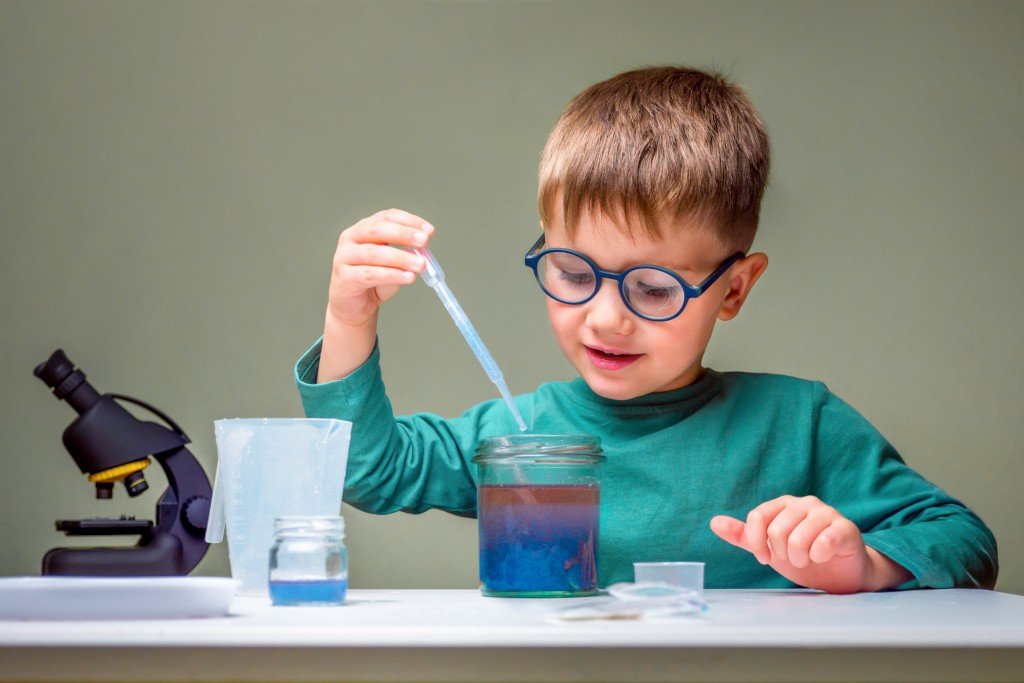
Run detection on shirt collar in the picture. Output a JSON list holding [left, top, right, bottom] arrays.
[[566, 369, 723, 417]]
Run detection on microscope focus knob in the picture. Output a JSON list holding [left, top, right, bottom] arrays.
[[181, 496, 211, 536]]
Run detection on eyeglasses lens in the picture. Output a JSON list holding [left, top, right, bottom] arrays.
[[623, 268, 685, 319], [537, 251, 598, 303]]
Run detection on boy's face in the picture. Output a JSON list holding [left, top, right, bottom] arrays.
[[542, 209, 765, 400]]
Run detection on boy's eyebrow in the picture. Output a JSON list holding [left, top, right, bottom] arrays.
[[543, 238, 710, 274], [584, 251, 699, 274], [658, 260, 699, 273]]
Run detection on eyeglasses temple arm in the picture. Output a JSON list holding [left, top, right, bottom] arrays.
[[524, 234, 546, 264], [692, 252, 745, 294]]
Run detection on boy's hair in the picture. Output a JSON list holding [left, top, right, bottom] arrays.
[[538, 65, 770, 252]]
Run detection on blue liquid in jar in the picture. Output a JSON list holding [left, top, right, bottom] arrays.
[[269, 578, 348, 606], [478, 483, 599, 597]]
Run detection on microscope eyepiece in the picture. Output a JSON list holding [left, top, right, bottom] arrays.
[[34, 349, 101, 414], [34, 349, 74, 387]]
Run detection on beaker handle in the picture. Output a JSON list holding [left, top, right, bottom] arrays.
[[204, 458, 225, 543]]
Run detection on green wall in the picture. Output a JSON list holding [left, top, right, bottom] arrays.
[[2, 1, 1022, 596]]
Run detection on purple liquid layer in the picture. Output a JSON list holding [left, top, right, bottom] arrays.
[[478, 484, 599, 594]]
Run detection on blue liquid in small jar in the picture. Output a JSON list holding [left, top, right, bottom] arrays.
[[268, 515, 347, 606], [269, 578, 348, 606]]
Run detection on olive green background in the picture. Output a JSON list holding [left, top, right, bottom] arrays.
[[2, 0, 1021, 598]]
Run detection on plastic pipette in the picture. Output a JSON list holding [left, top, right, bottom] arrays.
[[411, 246, 528, 432]]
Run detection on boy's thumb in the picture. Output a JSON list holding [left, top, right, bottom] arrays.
[[709, 515, 746, 548]]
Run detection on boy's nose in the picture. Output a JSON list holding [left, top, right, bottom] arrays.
[[584, 281, 634, 336]]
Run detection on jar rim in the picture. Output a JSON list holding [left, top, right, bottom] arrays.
[[273, 515, 345, 538], [472, 434, 604, 464]]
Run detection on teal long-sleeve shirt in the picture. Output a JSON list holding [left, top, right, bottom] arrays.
[[294, 339, 997, 590]]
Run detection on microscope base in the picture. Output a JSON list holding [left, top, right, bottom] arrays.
[[42, 532, 185, 577]]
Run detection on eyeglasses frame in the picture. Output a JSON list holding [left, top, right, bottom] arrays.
[[523, 234, 745, 322]]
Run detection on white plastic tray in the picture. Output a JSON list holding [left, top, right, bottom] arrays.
[[0, 576, 239, 620]]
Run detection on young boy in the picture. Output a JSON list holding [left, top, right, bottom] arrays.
[[295, 66, 997, 593]]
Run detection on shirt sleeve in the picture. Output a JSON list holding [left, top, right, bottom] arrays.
[[293, 337, 525, 518], [810, 383, 998, 589]]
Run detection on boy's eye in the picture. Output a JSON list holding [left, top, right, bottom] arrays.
[[636, 283, 674, 299], [625, 270, 683, 313], [539, 252, 598, 299], [631, 282, 679, 303], [558, 270, 595, 287]]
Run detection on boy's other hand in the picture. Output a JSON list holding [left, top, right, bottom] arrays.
[[710, 495, 912, 594], [328, 208, 435, 328]]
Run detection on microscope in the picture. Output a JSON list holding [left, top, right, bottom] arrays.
[[35, 349, 212, 576]]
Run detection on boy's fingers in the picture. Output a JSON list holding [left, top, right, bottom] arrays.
[[807, 524, 840, 564], [709, 515, 746, 549], [351, 220, 433, 247], [765, 507, 808, 565], [351, 243, 425, 272], [786, 512, 835, 568], [744, 498, 788, 565], [343, 264, 417, 289], [807, 518, 861, 564], [370, 208, 434, 232]]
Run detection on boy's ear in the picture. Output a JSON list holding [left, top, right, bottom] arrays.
[[718, 252, 768, 321]]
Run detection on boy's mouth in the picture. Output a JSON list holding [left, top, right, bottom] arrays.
[[584, 345, 643, 371]]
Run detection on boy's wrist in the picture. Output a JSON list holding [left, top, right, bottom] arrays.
[[863, 546, 913, 591], [324, 307, 376, 334], [318, 309, 378, 383]]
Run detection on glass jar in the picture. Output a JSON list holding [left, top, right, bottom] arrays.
[[472, 434, 605, 598], [268, 515, 347, 606]]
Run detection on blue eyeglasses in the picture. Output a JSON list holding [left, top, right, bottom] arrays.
[[524, 234, 744, 322]]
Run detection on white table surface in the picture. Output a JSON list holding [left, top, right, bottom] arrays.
[[3, 588, 1024, 682]]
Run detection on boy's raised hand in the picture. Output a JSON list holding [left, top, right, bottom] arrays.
[[317, 209, 434, 383], [328, 208, 434, 328], [710, 495, 910, 594]]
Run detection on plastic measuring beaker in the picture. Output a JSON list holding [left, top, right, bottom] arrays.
[[206, 418, 351, 594]]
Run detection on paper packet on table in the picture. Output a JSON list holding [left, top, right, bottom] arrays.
[[547, 582, 708, 622]]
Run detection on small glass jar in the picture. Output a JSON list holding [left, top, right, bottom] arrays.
[[268, 515, 347, 606], [472, 434, 605, 598]]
